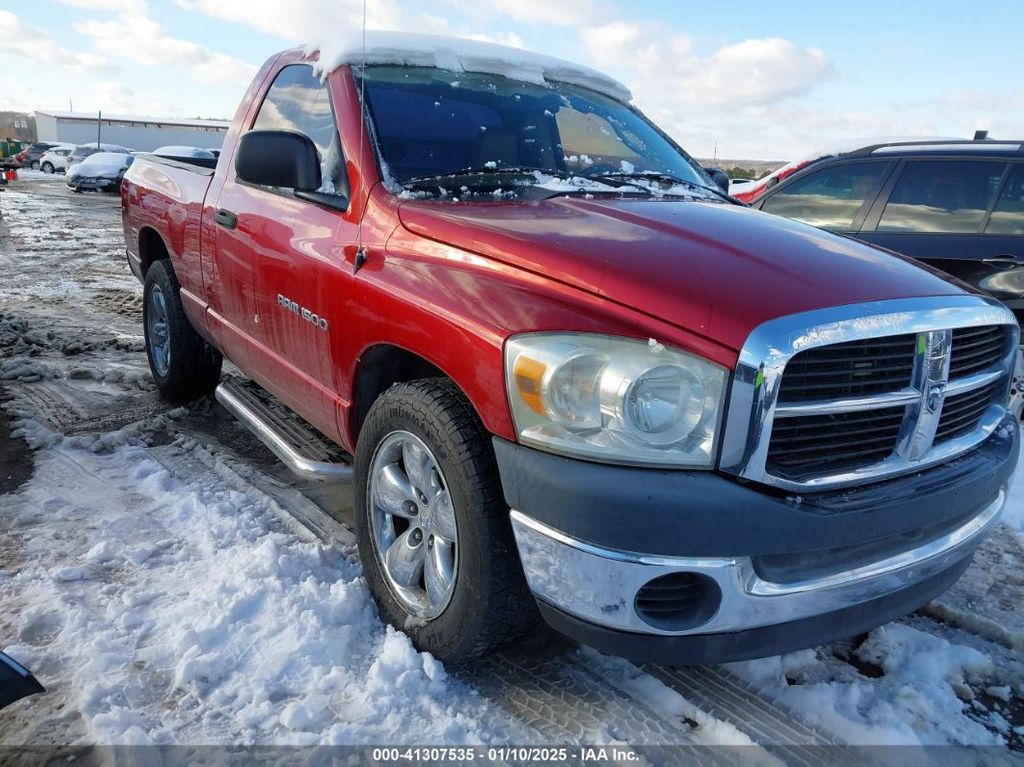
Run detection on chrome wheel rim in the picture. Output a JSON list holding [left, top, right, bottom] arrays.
[[146, 284, 171, 377], [368, 431, 458, 619]]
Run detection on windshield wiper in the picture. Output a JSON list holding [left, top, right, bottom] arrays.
[[585, 171, 732, 201], [404, 166, 549, 188], [401, 167, 680, 201]]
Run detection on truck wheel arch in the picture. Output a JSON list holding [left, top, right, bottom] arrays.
[[351, 344, 458, 443], [138, 227, 170, 277]]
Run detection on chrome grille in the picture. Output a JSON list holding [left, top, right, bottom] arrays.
[[767, 326, 1010, 482], [719, 297, 1018, 492], [776, 334, 917, 402], [949, 326, 1008, 378], [767, 406, 905, 479], [934, 380, 1004, 444]]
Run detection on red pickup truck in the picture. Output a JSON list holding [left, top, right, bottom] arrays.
[[121, 33, 1019, 665]]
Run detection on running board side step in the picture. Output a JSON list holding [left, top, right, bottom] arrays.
[[214, 379, 353, 484]]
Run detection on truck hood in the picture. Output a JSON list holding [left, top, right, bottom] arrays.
[[397, 197, 966, 351]]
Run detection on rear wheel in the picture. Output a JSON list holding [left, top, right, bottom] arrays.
[[143, 259, 222, 402], [30, 160, 39, 170], [354, 379, 538, 663], [41, 162, 53, 174]]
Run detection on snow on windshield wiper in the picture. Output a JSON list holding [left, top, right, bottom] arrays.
[[404, 166, 549, 187], [586, 171, 730, 200], [400, 167, 670, 201]]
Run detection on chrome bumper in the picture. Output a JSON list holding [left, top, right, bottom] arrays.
[[510, 487, 1006, 637]]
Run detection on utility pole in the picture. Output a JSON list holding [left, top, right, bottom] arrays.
[[97, 110, 102, 147]]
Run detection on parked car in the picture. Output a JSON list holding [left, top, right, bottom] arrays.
[[732, 158, 816, 203], [67, 152, 135, 192], [733, 136, 967, 204], [38, 144, 76, 174], [753, 140, 1024, 326], [121, 34, 1018, 666], [728, 177, 754, 194], [14, 141, 60, 170], [66, 142, 132, 173]]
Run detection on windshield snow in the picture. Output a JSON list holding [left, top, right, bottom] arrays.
[[359, 66, 711, 199]]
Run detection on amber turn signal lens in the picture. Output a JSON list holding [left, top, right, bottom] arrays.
[[512, 355, 547, 415]]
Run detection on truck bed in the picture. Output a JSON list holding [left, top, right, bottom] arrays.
[[133, 153, 218, 174]]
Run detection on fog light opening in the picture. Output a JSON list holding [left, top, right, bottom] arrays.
[[634, 571, 722, 631]]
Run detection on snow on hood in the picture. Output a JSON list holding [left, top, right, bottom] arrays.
[[309, 31, 632, 103]]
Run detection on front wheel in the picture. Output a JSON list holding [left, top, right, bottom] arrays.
[[30, 160, 39, 170], [354, 379, 538, 663], [41, 162, 53, 174], [143, 259, 222, 403]]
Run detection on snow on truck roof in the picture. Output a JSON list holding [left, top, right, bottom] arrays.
[[310, 31, 633, 103]]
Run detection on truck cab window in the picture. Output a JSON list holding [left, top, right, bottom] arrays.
[[251, 64, 348, 198]]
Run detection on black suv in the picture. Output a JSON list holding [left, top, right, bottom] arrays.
[[753, 140, 1024, 325]]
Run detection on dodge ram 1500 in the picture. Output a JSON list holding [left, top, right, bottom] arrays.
[[121, 33, 1019, 664]]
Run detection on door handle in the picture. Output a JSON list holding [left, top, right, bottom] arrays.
[[982, 255, 1024, 270], [214, 208, 238, 230]]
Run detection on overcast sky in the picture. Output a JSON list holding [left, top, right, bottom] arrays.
[[2, 0, 1021, 160]]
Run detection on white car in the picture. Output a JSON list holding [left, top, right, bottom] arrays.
[[66, 142, 133, 173], [38, 144, 76, 174]]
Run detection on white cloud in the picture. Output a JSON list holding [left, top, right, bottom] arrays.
[[0, 10, 112, 73], [462, 31, 525, 48], [580, 23, 834, 109], [73, 10, 256, 87], [686, 38, 833, 107], [471, 0, 599, 26], [575, 21, 843, 157], [89, 81, 176, 116], [174, 0, 404, 39], [57, 0, 145, 9]]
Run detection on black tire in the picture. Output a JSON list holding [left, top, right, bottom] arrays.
[[354, 379, 538, 663], [41, 162, 53, 174], [142, 259, 222, 403], [30, 160, 39, 170]]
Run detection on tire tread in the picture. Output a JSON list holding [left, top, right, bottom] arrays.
[[355, 378, 538, 662], [143, 259, 222, 403]]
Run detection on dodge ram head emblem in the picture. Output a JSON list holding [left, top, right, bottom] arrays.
[[925, 384, 945, 414], [277, 294, 329, 332]]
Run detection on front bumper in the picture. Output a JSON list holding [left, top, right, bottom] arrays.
[[494, 416, 1018, 663], [68, 177, 118, 191]]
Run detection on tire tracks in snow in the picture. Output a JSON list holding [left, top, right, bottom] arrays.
[[166, 427, 832, 752]]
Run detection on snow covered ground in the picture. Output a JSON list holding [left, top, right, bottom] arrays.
[[0, 177, 1022, 755]]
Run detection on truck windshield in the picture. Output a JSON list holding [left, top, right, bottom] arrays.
[[359, 65, 714, 199]]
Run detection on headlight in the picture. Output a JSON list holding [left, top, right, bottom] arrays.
[[505, 333, 728, 467]]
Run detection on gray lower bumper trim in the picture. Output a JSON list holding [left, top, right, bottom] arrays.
[[510, 487, 1005, 636]]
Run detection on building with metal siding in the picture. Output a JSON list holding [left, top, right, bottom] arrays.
[[34, 111, 229, 152]]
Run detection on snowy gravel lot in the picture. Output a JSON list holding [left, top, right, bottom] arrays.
[[0, 175, 1022, 756]]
